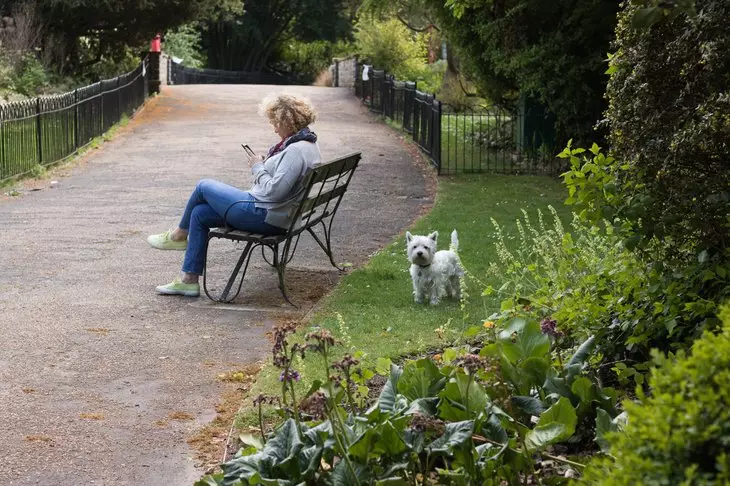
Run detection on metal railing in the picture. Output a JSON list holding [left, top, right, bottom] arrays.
[[0, 58, 149, 182], [169, 61, 294, 85], [355, 63, 561, 175]]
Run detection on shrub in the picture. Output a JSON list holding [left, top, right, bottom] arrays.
[[437, 74, 476, 112], [488, 207, 653, 356], [276, 39, 352, 85], [557, 143, 725, 360], [354, 17, 428, 81], [164, 23, 206, 68], [605, 0, 730, 263], [580, 307, 730, 485], [12, 52, 48, 96]]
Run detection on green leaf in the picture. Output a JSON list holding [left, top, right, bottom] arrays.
[[264, 419, 305, 478], [565, 335, 595, 381], [378, 364, 403, 412], [498, 318, 550, 363], [349, 420, 408, 461], [524, 397, 577, 450], [377, 421, 409, 456], [594, 408, 614, 452], [519, 357, 550, 391], [376, 478, 408, 486], [482, 412, 509, 443], [511, 395, 546, 416], [428, 420, 474, 455], [438, 374, 489, 421], [398, 358, 446, 401], [443, 347, 459, 363], [303, 420, 336, 450], [375, 357, 392, 375], [239, 433, 264, 450], [331, 461, 371, 486], [464, 325, 482, 338], [570, 376, 595, 403], [434, 468, 469, 485], [194, 473, 227, 486], [405, 397, 439, 416], [221, 452, 267, 483]]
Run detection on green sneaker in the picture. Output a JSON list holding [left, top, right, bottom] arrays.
[[156, 279, 200, 297], [147, 230, 187, 250]]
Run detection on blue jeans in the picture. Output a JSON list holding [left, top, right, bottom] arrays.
[[179, 179, 284, 275]]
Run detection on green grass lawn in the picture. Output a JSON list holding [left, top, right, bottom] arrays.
[[237, 173, 572, 428]]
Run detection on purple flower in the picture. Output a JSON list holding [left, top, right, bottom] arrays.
[[540, 317, 563, 338], [279, 370, 301, 383]]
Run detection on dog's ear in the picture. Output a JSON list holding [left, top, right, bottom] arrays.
[[428, 231, 439, 242], [406, 232, 412, 243]]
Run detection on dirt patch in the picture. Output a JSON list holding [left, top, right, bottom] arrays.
[[187, 363, 263, 472]]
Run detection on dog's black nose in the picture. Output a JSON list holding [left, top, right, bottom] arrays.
[[416, 251, 423, 256]]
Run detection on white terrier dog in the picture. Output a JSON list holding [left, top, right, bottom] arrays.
[[406, 229, 464, 305]]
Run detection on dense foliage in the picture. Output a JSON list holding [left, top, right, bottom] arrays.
[[164, 23, 206, 68], [353, 17, 428, 81], [202, 0, 356, 72], [198, 320, 614, 485], [581, 308, 730, 484], [0, 0, 242, 77], [423, 0, 618, 146], [605, 0, 730, 263]]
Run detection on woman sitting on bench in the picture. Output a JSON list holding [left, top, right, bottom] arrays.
[[146, 93, 321, 297]]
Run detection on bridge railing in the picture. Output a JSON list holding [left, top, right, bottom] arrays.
[[0, 58, 149, 182], [169, 61, 295, 85]]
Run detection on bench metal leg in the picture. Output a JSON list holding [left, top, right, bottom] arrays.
[[203, 239, 255, 303], [275, 261, 297, 308], [306, 220, 342, 271]]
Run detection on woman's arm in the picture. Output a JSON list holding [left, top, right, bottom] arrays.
[[250, 151, 306, 202]]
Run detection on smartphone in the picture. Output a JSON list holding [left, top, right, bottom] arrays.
[[241, 144, 256, 157]]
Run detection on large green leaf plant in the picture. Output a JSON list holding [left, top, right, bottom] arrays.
[[198, 318, 615, 485]]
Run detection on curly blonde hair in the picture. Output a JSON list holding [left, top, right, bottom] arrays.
[[259, 93, 317, 135]]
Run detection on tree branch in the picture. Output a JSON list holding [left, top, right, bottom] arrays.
[[395, 12, 439, 32]]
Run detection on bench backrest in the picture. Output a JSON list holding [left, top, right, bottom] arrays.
[[287, 152, 361, 234]]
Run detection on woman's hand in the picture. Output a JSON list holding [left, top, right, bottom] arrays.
[[246, 152, 265, 167]]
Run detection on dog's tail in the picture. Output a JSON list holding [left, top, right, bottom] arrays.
[[449, 229, 459, 252]]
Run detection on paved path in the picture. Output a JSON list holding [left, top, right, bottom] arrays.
[[0, 85, 433, 485]]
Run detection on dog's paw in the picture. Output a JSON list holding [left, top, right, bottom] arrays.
[[429, 298, 440, 306]]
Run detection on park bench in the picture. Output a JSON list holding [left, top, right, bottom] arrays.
[[202, 152, 362, 306]]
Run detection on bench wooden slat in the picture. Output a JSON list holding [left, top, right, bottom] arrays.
[[299, 184, 347, 215], [306, 153, 360, 185]]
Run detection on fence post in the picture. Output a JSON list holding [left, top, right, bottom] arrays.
[[148, 34, 162, 95], [433, 100, 442, 175], [35, 98, 42, 164], [74, 89, 79, 149], [116, 77, 122, 121], [0, 107, 5, 180], [412, 85, 419, 144], [98, 83, 104, 137], [334, 60, 340, 87]]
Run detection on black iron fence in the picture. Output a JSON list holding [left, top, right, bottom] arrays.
[[355, 64, 561, 175], [169, 61, 294, 85], [0, 58, 149, 182]]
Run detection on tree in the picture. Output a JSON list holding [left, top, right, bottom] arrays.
[[0, 0, 243, 76], [203, 0, 355, 72], [423, 0, 619, 146]]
